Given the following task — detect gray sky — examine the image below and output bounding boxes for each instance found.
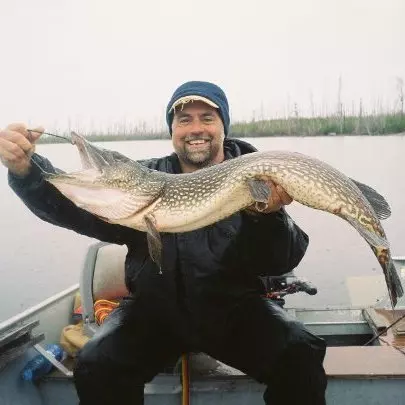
[0,0,404,133]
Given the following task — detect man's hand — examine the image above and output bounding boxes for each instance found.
[245,179,293,214]
[0,123,44,176]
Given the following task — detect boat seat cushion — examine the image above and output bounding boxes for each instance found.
[92,244,129,301]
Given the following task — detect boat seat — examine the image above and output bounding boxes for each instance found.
[80,242,129,337]
[324,346,405,378]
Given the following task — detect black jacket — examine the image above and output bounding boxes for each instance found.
[9,138,309,331]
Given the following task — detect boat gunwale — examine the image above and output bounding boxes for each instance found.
[0,283,79,333]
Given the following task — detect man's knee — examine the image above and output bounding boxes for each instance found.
[280,320,327,385]
[73,337,123,385]
[286,319,327,357]
[73,340,145,405]
[263,321,327,405]
[73,339,103,386]
[75,335,105,372]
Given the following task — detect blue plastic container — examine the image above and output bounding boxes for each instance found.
[20,344,64,381]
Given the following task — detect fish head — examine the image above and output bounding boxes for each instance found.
[44,132,162,221]
[70,131,133,171]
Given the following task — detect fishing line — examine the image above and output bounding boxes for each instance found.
[27,129,72,143]
[378,336,405,357]
[363,312,405,347]
[26,129,72,175]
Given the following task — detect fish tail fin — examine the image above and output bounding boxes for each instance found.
[385,259,404,308]
[370,245,404,308]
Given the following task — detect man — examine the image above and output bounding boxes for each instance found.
[0,81,327,404]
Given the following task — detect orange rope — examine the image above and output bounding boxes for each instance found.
[94,299,119,325]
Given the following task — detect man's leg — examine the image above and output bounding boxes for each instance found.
[202,297,327,405]
[73,296,185,405]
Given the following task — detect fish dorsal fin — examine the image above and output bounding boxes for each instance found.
[344,214,389,248]
[350,178,391,220]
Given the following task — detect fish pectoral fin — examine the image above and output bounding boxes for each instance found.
[344,214,389,249]
[144,214,163,273]
[247,178,271,211]
[350,178,391,220]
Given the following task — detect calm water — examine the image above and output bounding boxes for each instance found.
[1,135,405,321]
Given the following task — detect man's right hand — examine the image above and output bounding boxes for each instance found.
[0,123,44,176]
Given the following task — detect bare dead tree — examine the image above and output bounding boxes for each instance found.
[396,77,404,116]
[337,75,344,133]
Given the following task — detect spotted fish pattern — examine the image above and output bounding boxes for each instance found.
[44,134,404,307]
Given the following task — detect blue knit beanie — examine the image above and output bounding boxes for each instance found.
[166,81,230,136]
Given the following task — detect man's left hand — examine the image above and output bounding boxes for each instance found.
[245,179,293,214]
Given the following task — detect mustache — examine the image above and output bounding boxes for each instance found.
[184,135,212,142]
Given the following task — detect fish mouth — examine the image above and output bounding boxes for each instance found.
[42,132,107,182]
[70,131,109,172]
[70,131,133,172]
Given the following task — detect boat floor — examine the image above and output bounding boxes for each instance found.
[42,308,405,381]
[40,344,405,405]
[47,344,405,382]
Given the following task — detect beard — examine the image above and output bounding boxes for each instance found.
[177,137,219,168]
[179,147,213,168]
[178,143,213,168]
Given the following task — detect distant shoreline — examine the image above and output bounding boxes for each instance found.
[36,131,405,144]
[37,113,405,144]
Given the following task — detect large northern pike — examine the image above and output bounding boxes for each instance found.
[41,132,403,307]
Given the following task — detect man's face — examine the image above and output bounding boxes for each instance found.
[171,101,225,172]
